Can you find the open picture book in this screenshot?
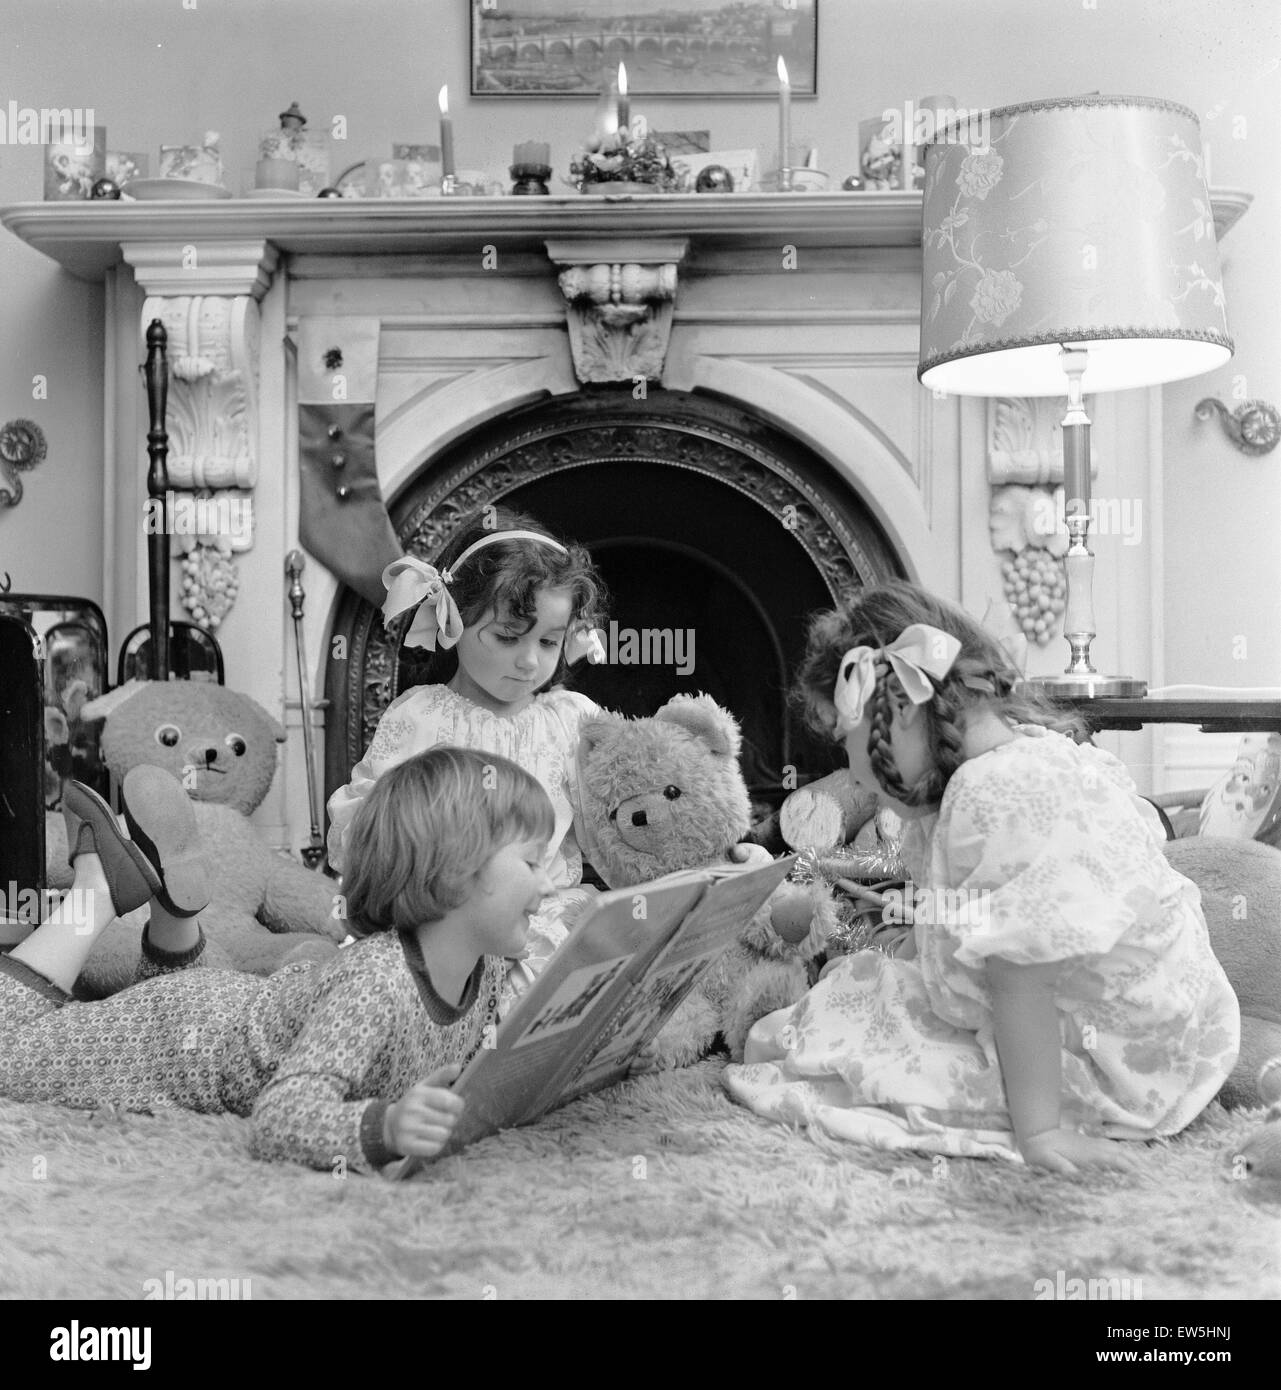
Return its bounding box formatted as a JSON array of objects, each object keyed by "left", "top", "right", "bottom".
[{"left": 392, "top": 853, "right": 796, "bottom": 1178}]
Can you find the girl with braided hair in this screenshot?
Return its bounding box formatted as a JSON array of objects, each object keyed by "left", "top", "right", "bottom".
[{"left": 725, "top": 581, "right": 1239, "bottom": 1173}]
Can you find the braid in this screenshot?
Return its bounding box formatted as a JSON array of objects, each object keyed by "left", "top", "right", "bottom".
[
  {"left": 866, "top": 659, "right": 935, "bottom": 808},
  {"left": 925, "top": 680, "right": 967, "bottom": 795}
]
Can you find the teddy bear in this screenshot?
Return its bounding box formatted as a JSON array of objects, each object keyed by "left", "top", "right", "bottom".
[
  {"left": 46, "top": 679, "right": 343, "bottom": 997},
  {"left": 572, "top": 692, "right": 835, "bottom": 1068},
  {"left": 1163, "top": 836, "right": 1281, "bottom": 1110},
  {"left": 1238, "top": 1056, "right": 1281, "bottom": 1180}
]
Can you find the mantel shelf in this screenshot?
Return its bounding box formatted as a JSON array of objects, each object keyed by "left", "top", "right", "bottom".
[{"left": 0, "top": 187, "right": 1252, "bottom": 283}]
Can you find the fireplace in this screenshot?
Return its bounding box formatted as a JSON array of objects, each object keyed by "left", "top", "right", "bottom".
[
  {"left": 324, "top": 386, "right": 905, "bottom": 810},
  {"left": 0, "top": 191, "right": 1185, "bottom": 849}
]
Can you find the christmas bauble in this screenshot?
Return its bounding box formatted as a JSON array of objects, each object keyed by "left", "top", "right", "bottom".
[{"left": 90, "top": 178, "right": 122, "bottom": 200}]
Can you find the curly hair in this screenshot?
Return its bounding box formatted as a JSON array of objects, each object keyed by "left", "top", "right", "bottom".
[
  {"left": 401, "top": 506, "right": 608, "bottom": 690},
  {"left": 342, "top": 746, "right": 554, "bottom": 935},
  {"left": 791, "top": 580, "right": 1084, "bottom": 807}
]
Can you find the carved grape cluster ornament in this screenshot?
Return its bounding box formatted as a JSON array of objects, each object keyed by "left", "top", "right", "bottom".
[
  {"left": 1001, "top": 548, "right": 1066, "bottom": 646},
  {"left": 181, "top": 546, "right": 239, "bottom": 629}
]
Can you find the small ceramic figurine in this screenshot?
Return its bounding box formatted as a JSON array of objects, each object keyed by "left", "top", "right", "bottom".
[
  {"left": 694, "top": 164, "right": 734, "bottom": 193},
  {"left": 260, "top": 102, "right": 329, "bottom": 196}
]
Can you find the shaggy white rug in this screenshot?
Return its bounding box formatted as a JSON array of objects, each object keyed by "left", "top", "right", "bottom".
[{"left": 1, "top": 1060, "right": 1278, "bottom": 1301}]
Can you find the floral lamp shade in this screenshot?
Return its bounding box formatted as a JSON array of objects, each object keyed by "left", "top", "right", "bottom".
[{"left": 917, "top": 96, "right": 1233, "bottom": 396}]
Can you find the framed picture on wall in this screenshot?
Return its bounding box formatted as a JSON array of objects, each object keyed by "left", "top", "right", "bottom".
[{"left": 470, "top": 1, "right": 818, "bottom": 98}]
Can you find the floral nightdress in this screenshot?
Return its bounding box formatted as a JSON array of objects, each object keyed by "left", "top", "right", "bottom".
[
  {"left": 326, "top": 684, "right": 602, "bottom": 1008},
  {"left": 725, "top": 726, "right": 1241, "bottom": 1160}
]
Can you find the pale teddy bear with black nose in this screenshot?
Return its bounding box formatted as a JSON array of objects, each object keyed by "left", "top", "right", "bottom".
[{"left": 46, "top": 679, "right": 343, "bottom": 997}]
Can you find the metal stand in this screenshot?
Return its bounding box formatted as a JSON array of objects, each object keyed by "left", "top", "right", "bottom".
[
  {"left": 142, "top": 320, "right": 170, "bottom": 682},
  {"left": 285, "top": 551, "right": 328, "bottom": 869},
  {"left": 1027, "top": 348, "right": 1146, "bottom": 699}
]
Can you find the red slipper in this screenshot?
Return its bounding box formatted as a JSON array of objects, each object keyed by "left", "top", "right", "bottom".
[
  {"left": 62, "top": 780, "right": 162, "bottom": 918},
  {"left": 121, "top": 765, "right": 211, "bottom": 918}
]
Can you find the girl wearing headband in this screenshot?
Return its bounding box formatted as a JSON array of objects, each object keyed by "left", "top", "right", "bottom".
[
  {"left": 326, "top": 507, "right": 608, "bottom": 1012},
  {"left": 725, "top": 580, "right": 1238, "bottom": 1174}
]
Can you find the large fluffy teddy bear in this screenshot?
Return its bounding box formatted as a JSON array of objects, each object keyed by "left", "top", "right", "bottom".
[
  {"left": 1163, "top": 836, "right": 1281, "bottom": 1110},
  {"left": 573, "top": 693, "right": 835, "bottom": 1067},
  {"left": 46, "top": 679, "right": 343, "bottom": 997}
]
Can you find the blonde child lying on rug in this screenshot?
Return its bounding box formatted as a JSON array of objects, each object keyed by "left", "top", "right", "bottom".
[
  {"left": 326, "top": 507, "right": 608, "bottom": 1014},
  {"left": 724, "top": 581, "right": 1241, "bottom": 1174},
  {"left": 0, "top": 748, "right": 557, "bottom": 1172}
]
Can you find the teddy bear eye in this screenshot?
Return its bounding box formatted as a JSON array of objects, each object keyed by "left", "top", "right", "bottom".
[
  {"left": 663, "top": 785, "right": 682, "bottom": 800},
  {"left": 154, "top": 725, "right": 181, "bottom": 748},
  {"left": 225, "top": 734, "right": 247, "bottom": 757}
]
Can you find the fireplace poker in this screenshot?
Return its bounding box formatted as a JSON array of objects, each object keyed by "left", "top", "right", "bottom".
[
  {"left": 142, "top": 320, "right": 170, "bottom": 681},
  {"left": 285, "top": 550, "right": 327, "bottom": 869}
]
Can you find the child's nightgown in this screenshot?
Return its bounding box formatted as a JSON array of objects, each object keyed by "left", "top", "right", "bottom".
[
  {"left": 725, "top": 726, "right": 1241, "bottom": 1159},
  {"left": 0, "top": 931, "right": 503, "bottom": 1172},
  {"left": 326, "top": 684, "right": 601, "bottom": 1005}
]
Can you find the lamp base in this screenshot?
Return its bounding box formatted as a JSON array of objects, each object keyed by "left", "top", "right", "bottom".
[{"left": 1025, "top": 672, "right": 1148, "bottom": 699}]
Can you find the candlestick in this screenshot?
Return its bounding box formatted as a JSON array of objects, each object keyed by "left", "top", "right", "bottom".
[
  {"left": 438, "top": 85, "right": 455, "bottom": 178},
  {"left": 513, "top": 140, "right": 550, "bottom": 167},
  {"left": 617, "top": 63, "right": 629, "bottom": 139},
  {"left": 777, "top": 56, "right": 791, "bottom": 191}
]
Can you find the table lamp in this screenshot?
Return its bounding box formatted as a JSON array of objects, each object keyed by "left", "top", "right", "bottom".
[{"left": 918, "top": 96, "right": 1233, "bottom": 696}]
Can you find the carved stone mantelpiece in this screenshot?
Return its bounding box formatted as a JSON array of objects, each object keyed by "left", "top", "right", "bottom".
[
  {"left": 2, "top": 191, "right": 1240, "bottom": 841},
  {"left": 547, "top": 237, "right": 687, "bottom": 384}
]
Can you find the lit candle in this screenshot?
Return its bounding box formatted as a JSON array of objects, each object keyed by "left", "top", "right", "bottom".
[
  {"left": 438, "top": 85, "right": 455, "bottom": 178},
  {"left": 617, "top": 63, "right": 629, "bottom": 140},
  {"left": 777, "top": 56, "right": 791, "bottom": 189}
]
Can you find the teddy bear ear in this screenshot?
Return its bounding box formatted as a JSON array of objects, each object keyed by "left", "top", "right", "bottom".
[
  {"left": 80, "top": 678, "right": 149, "bottom": 723},
  {"left": 654, "top": 693, "right": 742, "bottom": 760},
  {"left": 577, "top": 713, "right": 620, "bottom": 759}
]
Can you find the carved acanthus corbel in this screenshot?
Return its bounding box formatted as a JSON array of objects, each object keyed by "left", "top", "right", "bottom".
[
  {"left": 546, "top": 238, "right": 688, "bottom": 384},
  {"left": 124, "top": 240, "right": 277, "bottom": 631}
]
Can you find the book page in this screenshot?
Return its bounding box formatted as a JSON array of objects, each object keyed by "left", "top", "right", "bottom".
[{"left": 559, "top": 855, "right": 796, "bottom": 1099}]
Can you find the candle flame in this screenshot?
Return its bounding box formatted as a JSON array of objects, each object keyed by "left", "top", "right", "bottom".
[
  {"left": 438, "top": 85, "right": 449, "bottom": 115},
  {"left": 618, "top": 63, "right": 627, "bottom": 96},
  {"left": 777, "top": 56, "right": 789, "bottom": 86}
]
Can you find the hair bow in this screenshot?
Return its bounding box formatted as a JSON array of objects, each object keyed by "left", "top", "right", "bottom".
[
  {"left": 381, "top": 556, "right": 465, "bottom": 652},
  {"left": 565, "top": 624, "right": 607, "bottom": 665},
  {"left": 832, "top": 622, "right": 962, "bottom": 734}
]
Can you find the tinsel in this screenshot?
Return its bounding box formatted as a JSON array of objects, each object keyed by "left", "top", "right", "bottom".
[{"left": 787, "top": 845, "right": 911, "bottom": 959}]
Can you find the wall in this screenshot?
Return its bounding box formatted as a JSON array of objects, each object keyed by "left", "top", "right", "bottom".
[{"left": 0, "top": 0, "right": 1276, "bottom": 689}]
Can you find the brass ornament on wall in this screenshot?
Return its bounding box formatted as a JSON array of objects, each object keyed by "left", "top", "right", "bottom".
[
  {"left": 1195, "top": 397, "right": 1281, "bottom": 456},
  {"left": 0, "top": 419, "right": 48, "bottom": 508}
]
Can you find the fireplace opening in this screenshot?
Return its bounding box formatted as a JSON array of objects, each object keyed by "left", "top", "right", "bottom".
[{"left": 325, "top": 388, "right": 905, "bottom": 821}]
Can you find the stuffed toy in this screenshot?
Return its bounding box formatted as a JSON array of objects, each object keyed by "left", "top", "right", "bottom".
[
  {"left": 46, "top": 679, "right": 343, "bottom": 997},
  {"left": 573, "top": 693, "right": 835, "bottom": 1068},
  {"left": 1163, "top": 836, "right": 1281, "bottom": 1110},
  {"left": 1238, "top": 1056, "right": 1281, "bottom": 1180}
]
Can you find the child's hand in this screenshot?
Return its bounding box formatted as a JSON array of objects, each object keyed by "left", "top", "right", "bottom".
[
  {"left": 1020, "top": 1128, "right": 1139, "bottom": 1175},
  {"left": 383, "top": 1063, "right": 466, "bottom": 1159}
]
